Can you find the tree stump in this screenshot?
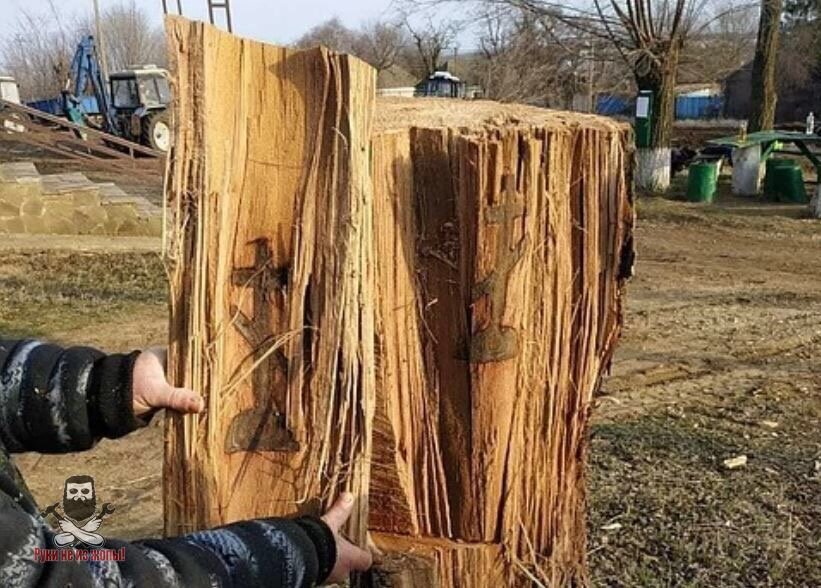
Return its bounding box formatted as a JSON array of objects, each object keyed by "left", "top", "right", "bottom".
[
  {"left": 164, "top": 19, "right": 635, "bottom": 586},
  {"left": 368, "top": 104, "right": 634, "bottom": 585}
]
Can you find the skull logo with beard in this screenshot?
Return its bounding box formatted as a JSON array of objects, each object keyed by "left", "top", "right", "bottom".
[{"left": 62, "top": 475, "right": 96, "bottom": 522}]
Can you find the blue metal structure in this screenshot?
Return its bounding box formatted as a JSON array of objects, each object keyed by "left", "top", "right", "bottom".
[
  {"left": 596, "top": 93, "right": 725, "bottom": 120},
  {"left": 596, "top": 95, "right": 632, "bottom": 116},
  {"left": 27, "top": 36, "right": 115, "bottom": 131},
  {"left": 27, "top": 96, "right": 99, "bottom": 117},
  {"left": 675, "top": 96, "right": 723, "bottom": 120},
  {"left": 64, "top": 36, "right": 114, "bottom": 129}
]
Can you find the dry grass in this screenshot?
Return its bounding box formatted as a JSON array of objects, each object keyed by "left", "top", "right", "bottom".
[
  {"left": 0, "top": 250, "right": 166, "bottom": 338},
  {"left": 588, "top": 383, "right": 821, "bottom": 586}
]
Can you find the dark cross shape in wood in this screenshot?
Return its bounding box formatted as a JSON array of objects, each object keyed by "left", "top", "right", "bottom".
[
  {"left": 225, "top": 238, "right": 299, "bottom": 453},
  {"left": 468, "top": 174, "right": 527, "bottom": 363}
]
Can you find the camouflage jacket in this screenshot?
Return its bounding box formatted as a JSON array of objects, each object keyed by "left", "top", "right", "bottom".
[{"left": 0, "top": 339, "right": 335, "bottom": 587}]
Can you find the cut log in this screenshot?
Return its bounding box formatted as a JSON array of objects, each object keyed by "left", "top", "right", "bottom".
[
  {"left": 163, "top": 17, "right": 376, "bottom": 542},
  {"left": 164, "top": 20, "right": 635, "bottom": 586},
  {"left": 369, "top": 534, "right": 505, "bottom": 587},
  {"left": 368, "top": 100, "right": 634, "bottom": 585}
]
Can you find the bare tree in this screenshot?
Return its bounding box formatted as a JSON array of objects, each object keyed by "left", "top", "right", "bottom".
[
  {"left": 1, "top": 1, "right": 75, "bottom": 100},
  {"left": 79, "top": 0, "right": 167, "bottom": 71},
  {"left": 748, "top": 0, "right": 783, "bottom": 131},
  {"left": 472, "top": 7, "right": 591, "bottom": 107},
  {"left": 352, "top": 21, "right": 408, "bottom": 72},
  {"left": 589, "top": 0, "right": 708, "bottom": 148},
  {"left": 294, "top": 17, "right": 359, "bottom": 53},
  {"left": 403, "top": 17, "right": 459, "bottom": 77},
  {"left": 678, "top": 1, "right": 758, "bottom": 84},
  {"left": 2, "top": 0, "right": 165, "bottom": 101},
  {"left": 436, "top": 0, "right": 712, "bottom": 147},
  {"left": 778, "top": 2, "right": 820, "bottom": 90},
  {"left": 295, "top": 18, "right": 407, "bottom": 73}
]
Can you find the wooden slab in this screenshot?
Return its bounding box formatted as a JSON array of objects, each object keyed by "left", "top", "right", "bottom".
[{"left": 163, "top": 17, "right": 376, "bottom": 542}]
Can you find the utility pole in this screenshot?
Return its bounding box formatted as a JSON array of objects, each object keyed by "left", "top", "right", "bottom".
[{"left": 92, "top": 0, "right": 109, "bottom": 80}]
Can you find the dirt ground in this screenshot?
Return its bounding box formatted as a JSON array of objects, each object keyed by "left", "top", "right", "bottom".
[{"left": 2, "top": 182, "right": 819, "bottom": 586}]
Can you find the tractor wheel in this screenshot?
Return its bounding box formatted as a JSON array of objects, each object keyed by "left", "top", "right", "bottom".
[{"left": 142, "top": 112, "right": 171, "bottom": 153}]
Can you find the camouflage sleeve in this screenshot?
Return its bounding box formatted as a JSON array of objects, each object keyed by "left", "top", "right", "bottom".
[
  {"left": 0, "top": 339, "right": 145, "bottom": 453},
  {"left": 0, "top": 470, "right": 336, "bottom": 587}
]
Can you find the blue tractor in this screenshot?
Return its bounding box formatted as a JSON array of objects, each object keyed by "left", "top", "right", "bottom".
[{"left": 28, "top": 36, "right": 171, "bottom": 152}]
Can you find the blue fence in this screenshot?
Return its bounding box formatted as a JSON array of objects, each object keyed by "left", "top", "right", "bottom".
[
  {"left": 596, "top": 95, "right": 632, "bottom": 116},
  {"left": 675, "top": 96, "right": 723, "bottom": 120},
  {"left": 596, "top": 94, "right": 725, "bottom": 120}
]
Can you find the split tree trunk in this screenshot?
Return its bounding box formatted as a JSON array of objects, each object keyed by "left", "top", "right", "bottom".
[
  {"left": 368, "top": 105, "right": 634, "bottom": 586},
  {"left": 164, "top": 19, "right": 635, "bottom": 586},
  {"left": 749, "top": 0, "right": 783, "bottom": 132},
  {"left": 163, "top": 17, "right": 376, "bottom": 541}
]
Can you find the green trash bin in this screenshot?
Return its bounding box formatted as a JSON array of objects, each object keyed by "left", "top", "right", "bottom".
[
  {"left": 767, "top": 165, "right": 808, "bottom": 203},
  {"left": 764, "top": 158, "right": 807, "bottom": 203},
  {"left": 763, "top": 158, "right": 793, "bottom": 198},
  {"left": 686, "top": 161, "right": 719, "bottom": 203}
]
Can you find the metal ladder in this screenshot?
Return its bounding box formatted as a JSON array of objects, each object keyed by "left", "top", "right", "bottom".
[
  {"left": 161, "top": 0, "right": 234, "bottom": 32},
  {"left": 207, "top": 1, "right": 233, "bottom": 32},
  {"left": 161, "top": 1, "right": 184, "bottom": 16}
]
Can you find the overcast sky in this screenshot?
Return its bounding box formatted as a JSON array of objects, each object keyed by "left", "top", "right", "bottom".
[{"left": 1, "top": 0, "right": 405, "bottom": 47}]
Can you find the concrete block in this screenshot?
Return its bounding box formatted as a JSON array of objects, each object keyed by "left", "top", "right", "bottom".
[
  {"left": 0, "top": 162, "right": 39, "bottom": 182},
  {"left": 42, "top": 200, "right": 78, "bottom": 221},
  {"left": 73, "top": 205, "right": 109, "bottom": 230},
  {"left": 71, "top": 191, "right": 102, "bottom": 207},
  {"left": 0, "top": 200, "right": 20, "bottom": 219},
  {"left": 0, "top": 217, "right": 25, "bottom": 233},
  {"left": 21, "top": 215, "right": 48, "bottom": 234},
  {"left": 40, "top": 173, "right": 97, "bottom": 195},
  {"left": 144, "top": 215, "right": 164, "bottom": 237},
  {"left": 29, "top": 214, "right": 78, "bottom": 235},
  {"left": 0, "top": 181, "right": 41, "bottom": 208},
  {"left": 20, "top": 196, "right": 44, "bottom": 217},
  {"left": 115, "top": 219, "right": 142, "bottom": 236}
]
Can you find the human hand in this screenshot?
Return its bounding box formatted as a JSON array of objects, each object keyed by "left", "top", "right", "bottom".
[
  {"left": 132, "top": 348, "right": 204, "bottom": 417},
  {"left": 58, "top": 519, "right": 80, "bottom": 535},
  {"left": 321, "top": 493, "right": 373, "bottom": 583}
]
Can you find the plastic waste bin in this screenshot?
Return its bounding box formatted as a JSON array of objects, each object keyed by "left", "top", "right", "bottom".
[{"left": 686, "top": 161, "right": 719, "bottom": 203}]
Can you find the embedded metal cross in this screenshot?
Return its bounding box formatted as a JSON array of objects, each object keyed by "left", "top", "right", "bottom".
[
  {"left": 225, "top": 238, "right": 298, "bottom": 453},
  {"left": 468, "top": 175, "right": 527, "bottom": 363}
]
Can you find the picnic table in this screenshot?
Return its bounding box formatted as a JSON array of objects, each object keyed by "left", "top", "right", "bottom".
[{"left": 707, "top": 131, "right": 821, "bottom": 198}]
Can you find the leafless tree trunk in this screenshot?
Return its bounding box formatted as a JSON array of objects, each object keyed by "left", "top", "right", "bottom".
[
  {"left": 591, "top": 0, "right": 698, "bottom": 149},
  {"left": 352, "top": 22, "right": 408, "bottom": 72},
  {"left": 749, "top": 0, "right": 783, "bottom": 131},
  {"left": 404, "top": 18, "right": 458, "bottom": 76},
  {"left": 633, "top": 42, "right": 682, "bottom": 147}
]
